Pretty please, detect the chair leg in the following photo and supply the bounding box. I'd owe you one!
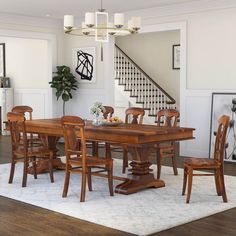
[186,168,193,203]
[8,157,16,184]
[219,169,228,203]
[92,141,99,156]
[156,149,162,179]
[182,167,188,195]
[32,157,37,179]
[87,167,92,191]
[122,148,128,174]
[108,162,114,196]
[22,157,28,187]
[214,169,222,196]
[62,165,70,198]
[48,152,54,183]
[172,155,178,176]
[80,168,87,202]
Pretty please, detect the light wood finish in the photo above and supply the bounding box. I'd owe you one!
[22,118,194,194]
[122,107,145,173]
[61,116,113,202]
[7,112,54,187]
[156,109,180,179]
[182,115,230,203]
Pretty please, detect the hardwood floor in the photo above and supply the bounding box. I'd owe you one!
[0,135,236,236]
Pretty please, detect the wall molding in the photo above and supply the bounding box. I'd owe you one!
[0,29,57,118]
[125,0,236,21]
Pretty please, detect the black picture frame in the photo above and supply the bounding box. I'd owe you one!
[172,44,180,70]
[0,43,6,77]
[2,77,10,88]
[209,92,236,162]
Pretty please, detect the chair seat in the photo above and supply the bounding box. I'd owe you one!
[184,157,221,168]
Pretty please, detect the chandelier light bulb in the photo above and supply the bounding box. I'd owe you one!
[114,13,124,28]
[85,12,95,27]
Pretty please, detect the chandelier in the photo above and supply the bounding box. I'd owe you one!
[63,0,141,42]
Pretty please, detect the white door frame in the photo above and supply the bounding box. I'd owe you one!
[140,21,187,127]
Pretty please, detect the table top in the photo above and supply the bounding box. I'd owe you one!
[25,118,195,145]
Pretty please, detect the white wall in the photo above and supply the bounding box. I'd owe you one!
[1,4,236,158]
[0,37,48,89]
[0,15,63,118]
[115,30,180,106]
[132,6,236,157]
[61,35,115,119]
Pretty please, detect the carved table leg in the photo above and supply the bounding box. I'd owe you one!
[28,136,65,174]
[115,145,165,194]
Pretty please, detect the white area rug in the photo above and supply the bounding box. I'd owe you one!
[0,159,236,236]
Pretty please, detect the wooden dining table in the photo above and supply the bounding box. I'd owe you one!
[21,118,194,195]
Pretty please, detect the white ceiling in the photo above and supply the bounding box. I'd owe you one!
[0,0,199,19]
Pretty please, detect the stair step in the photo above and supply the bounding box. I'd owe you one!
[119,82,152,86]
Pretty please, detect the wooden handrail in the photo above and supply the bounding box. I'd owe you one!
[115,44,176,103]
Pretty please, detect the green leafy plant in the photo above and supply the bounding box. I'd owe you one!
[49,65,78,116]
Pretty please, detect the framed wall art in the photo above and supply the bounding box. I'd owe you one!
[0,43,6,77]
[72,47,96,83]
[172,44,180,70]
[209,92,236,162]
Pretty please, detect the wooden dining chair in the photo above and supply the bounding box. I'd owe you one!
[7,112,54,187]
[182,115,230,203]
[122,107,145,173]
[61,116,114,202]
[103,106,114,119]
[11,105,41,146]
[155,109,180,179]
[91,105,115,156]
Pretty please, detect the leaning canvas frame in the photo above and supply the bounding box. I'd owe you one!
[0,43,6,77]
[209,92,236,162]
[72,47,96,83]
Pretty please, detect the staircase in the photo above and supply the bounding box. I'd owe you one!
[114,44,176,121]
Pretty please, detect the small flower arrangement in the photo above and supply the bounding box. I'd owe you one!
[90,101,105,117]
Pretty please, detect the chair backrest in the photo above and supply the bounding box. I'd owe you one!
[103,106,114,119]
[213,115,230,164]
[61,116,86,162]
[7,112,27,151]
[12,106,33,120]
[125,107,145,124]
[156,109,180,127]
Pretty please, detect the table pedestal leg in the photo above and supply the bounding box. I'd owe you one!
[115,145,165,194]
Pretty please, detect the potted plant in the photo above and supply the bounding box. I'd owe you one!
[49,65,78,116]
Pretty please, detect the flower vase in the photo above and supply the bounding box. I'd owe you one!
[92,115,100,126]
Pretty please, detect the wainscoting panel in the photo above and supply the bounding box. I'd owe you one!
[14,89,51,119]
[180,91,212,158]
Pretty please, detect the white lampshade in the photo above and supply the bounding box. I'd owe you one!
[64,15,74,28]
[114,13,124,28]
[85,12,95,27]
[131,17,141,30]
